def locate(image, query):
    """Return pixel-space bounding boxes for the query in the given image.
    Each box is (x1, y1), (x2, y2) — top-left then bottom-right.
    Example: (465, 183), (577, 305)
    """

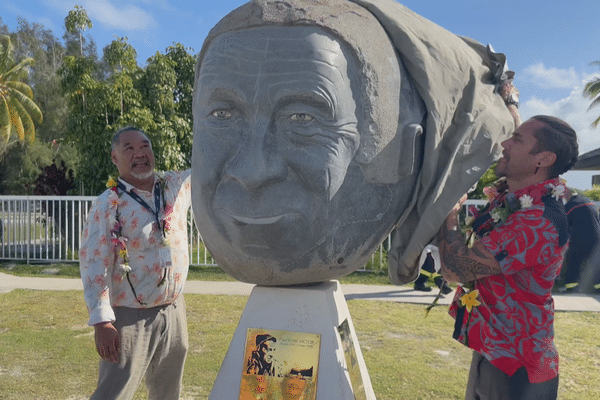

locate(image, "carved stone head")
(192, 0), (426, 285)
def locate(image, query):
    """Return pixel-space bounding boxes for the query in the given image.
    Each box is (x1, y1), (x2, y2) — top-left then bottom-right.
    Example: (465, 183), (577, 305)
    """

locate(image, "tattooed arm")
(438, 207), (503, 284)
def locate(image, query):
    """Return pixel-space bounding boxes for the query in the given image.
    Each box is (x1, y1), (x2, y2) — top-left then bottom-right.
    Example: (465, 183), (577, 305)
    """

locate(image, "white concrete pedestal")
(209, 280), (376, 399)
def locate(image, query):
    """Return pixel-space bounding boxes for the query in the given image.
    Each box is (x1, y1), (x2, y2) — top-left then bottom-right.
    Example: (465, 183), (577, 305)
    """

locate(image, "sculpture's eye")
(212, 110), (233, 119)
(290, 113), (313, 123)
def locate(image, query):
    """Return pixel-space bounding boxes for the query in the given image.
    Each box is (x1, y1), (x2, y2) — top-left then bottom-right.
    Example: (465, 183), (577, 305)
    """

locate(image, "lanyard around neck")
(117, 180), (164, 235)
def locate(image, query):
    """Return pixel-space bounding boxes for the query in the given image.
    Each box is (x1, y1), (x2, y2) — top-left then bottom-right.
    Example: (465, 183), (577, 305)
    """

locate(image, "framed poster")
(240, 328), (321, 400)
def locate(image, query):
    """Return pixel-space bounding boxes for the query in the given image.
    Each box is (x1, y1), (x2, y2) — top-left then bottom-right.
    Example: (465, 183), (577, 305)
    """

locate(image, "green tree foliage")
(583, 62), (600, 127)
(61, 34), (140, 194)
(33, 160), (76, 195)
(1, 11), (196, 195)
(0, 17), (8, 35)
(136, 44), (195, 172)
(14, 19), (68, 144)
(59, 54), (99, 113)
(467, 165), (498, 199)
(64, 5), (92, 57)
(0, 140), (52, 194)
(163, 43), (195, 159)
(104, 36), (137, 73)
(61, 34), (196, 194)
(33, 160), (81, 249)
(0, 19), (77, 195)
(583, 186), (600, 201)
(103, 36), (139, 118)
(0, 139), (78, 195)
(141, 45), (194, 171)
(0, 35), (43, 156)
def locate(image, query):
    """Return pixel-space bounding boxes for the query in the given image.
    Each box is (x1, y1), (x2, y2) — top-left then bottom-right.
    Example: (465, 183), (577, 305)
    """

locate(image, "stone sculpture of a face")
(192, 1), (425, 285)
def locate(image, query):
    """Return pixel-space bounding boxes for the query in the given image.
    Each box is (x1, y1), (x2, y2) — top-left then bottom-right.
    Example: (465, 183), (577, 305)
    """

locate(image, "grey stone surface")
(191, 1), (425, 285)
(191, 0), (517, 286)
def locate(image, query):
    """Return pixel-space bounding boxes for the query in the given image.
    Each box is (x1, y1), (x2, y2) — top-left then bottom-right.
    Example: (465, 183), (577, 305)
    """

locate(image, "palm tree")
(583, 61), (600, 127)
(0, 35), (43, 155)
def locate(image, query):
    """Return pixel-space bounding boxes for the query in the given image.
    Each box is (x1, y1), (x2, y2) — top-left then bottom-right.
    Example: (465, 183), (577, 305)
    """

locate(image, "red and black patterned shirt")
(449, 178), (569, 383)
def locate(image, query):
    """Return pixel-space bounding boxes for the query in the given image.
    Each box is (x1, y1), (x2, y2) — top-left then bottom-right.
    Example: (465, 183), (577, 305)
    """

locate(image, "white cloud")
(521, 75), (600, 155)
(137, 0), (175, 13)
(520, 75), (600, 189)
(523, 62), (581, 89)
(45, 0), (157, 32)
(83, 0), (157, 31)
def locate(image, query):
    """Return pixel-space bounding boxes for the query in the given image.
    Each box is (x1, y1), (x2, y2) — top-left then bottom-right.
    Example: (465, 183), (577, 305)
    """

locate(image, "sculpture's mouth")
(219, 209), (303, 227)
(212, 209), (307, 256)
(230, 214), (287, 225)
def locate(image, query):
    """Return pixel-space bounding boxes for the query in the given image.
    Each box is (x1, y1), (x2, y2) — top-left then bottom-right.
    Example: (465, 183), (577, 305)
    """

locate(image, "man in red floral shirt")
(439, 115), (579, 399)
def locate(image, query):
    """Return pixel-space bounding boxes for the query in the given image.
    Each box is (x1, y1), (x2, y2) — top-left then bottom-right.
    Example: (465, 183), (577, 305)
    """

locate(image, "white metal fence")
(0, 195), (218, 266)
(0, 196), (93, 263)
(5, 196), (586, 269)
(0, 195), (398, 270)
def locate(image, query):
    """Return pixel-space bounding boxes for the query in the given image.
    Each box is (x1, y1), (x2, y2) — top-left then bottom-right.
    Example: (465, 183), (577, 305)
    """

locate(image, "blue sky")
(3, 0), (600, 189)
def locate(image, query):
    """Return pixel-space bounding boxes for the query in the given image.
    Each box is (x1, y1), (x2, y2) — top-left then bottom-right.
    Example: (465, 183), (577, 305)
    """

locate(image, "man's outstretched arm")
(438, 206), (503, 284)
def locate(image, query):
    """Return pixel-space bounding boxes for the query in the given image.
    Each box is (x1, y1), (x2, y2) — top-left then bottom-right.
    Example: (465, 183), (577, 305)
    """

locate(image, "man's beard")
(131, 170), (154, 180)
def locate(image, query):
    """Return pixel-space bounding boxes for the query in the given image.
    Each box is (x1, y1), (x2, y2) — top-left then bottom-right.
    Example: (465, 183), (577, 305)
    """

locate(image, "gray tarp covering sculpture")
(191, 0), (515, 286)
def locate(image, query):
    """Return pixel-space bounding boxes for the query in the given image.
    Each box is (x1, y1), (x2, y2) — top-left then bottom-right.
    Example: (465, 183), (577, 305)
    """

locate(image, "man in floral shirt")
(79, 126), (191, 400)
(439, 115), (579, 399)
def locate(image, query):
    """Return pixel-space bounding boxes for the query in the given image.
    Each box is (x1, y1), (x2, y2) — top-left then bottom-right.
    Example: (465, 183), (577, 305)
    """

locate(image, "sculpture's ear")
(398, 123), (424, 177)
(358, 122), (424, 183)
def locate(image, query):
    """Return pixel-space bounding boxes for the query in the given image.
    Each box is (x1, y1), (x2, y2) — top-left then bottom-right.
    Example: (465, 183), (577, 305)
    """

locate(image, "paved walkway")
(1, 272), (600, 312)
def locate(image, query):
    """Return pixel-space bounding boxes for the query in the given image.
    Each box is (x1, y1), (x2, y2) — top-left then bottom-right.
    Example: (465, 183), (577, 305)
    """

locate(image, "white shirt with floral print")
(80, 170), (191, 326)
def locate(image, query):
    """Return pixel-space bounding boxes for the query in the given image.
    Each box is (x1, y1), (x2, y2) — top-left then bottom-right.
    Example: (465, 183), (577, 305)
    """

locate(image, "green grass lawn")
(0, 290), (598, 399)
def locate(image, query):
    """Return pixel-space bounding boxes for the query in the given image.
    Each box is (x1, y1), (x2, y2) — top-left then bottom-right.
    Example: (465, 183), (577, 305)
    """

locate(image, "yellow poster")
(240, 328), (321, 400)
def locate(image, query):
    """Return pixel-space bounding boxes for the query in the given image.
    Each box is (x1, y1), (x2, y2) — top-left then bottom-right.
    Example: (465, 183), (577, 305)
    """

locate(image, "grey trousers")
(465, 351), (558, 400)
(91, 296), (189, 400)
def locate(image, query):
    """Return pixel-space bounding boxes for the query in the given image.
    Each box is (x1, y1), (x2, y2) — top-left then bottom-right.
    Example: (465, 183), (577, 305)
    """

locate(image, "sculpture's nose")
(224, 118), (288, 191)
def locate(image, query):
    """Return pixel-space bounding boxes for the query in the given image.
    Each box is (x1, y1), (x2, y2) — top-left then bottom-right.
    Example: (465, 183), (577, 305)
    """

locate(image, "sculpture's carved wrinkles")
(191, 0), (513, 285)
(193, 19), (424, 285)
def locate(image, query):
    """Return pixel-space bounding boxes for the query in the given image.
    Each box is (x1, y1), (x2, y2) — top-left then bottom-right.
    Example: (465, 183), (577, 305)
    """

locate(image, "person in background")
(413, 246), (452, 294)
(439, 115), (579, 399)
(79, 126), (191, 400)
(557, 191), (600, 293)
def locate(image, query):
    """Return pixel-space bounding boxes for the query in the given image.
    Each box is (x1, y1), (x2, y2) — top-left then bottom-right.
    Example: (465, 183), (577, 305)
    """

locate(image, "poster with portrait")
(338, 319), (367, 400)
(240, 328), (321, 400)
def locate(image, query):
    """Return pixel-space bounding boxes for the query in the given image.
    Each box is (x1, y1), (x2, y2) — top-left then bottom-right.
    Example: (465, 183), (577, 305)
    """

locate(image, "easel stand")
(209, 280), (376, 399)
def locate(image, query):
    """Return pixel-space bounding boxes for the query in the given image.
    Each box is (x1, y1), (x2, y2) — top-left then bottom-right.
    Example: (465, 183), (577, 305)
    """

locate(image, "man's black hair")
(530, 115), (578, 178)
(111, 126), (151, 151)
